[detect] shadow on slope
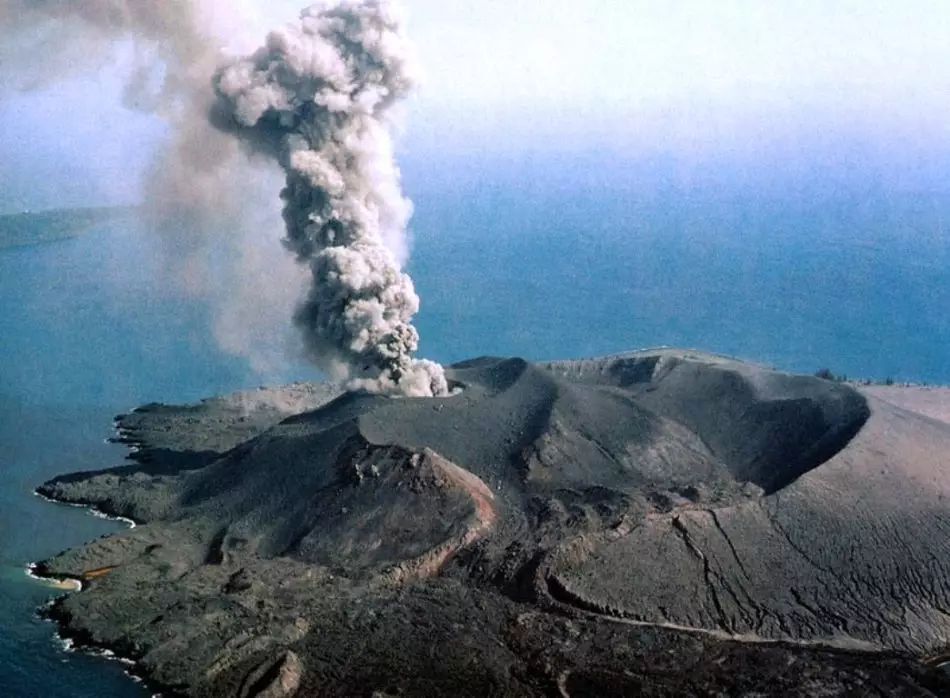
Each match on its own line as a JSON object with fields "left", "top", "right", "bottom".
{"left": 545, "top": 352, "right": 870, "bottom": 494}
{"left": 165, "top": 355, "right": 868, "bottom": 577}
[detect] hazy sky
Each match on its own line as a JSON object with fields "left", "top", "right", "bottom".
{"left": 406, "top": 1, "right": 949, "bottom": 120}
{"left": 2, "top": 0, "right": 950, "bottom": 210}
{"left": 400, "top": 0, "right": 950, "bottom": 168}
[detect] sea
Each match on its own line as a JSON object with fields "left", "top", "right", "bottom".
{"left": 1, "top": 171, "right": 949, "bottom": 695}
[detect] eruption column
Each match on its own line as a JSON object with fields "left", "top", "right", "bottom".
{"left": 213, "top": 0, "right": 447, "bottom": 397}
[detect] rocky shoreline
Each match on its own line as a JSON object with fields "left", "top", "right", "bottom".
{"left": 32, "top": 351, "right": 950, "bottom": 696}
{"left": 36, "top": 595, "right": 155, "bottom": 694}
{"left": 26, "top": 498, "right": 158, "bottom": 694}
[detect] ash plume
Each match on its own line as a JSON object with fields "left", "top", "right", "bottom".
{"left": 212, "top": 1, "right": 448, "bottom": 397}
{"left": 0, "top": 0, "right": 447, "bottom": 396}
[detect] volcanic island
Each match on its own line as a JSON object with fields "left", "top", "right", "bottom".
{"left": 32, "top": 349, "right": 950, "bottom": 696}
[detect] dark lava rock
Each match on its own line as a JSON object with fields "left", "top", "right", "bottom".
{"left": 34, "top": 350, "right": 950, "bottom": 696}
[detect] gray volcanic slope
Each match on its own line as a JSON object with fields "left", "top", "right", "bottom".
{"left": 35, "top": 350, "right": 950, "bottom": 696}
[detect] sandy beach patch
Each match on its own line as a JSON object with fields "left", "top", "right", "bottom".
{"left": 25, "top": 564, "right": 82, "bottom": 591}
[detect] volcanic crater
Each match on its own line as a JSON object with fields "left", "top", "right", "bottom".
{"left": 34, "top": 349, "right": 950, "bottom": 696}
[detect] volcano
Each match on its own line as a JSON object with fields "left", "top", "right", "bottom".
{"left": 34, "top": 349, "right": 950, "bottom": 696}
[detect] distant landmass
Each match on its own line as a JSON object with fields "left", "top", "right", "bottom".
{"left": 33, "top": 350, "right": 950, "bottom": 696}
{"left": 0, "top": 206, "right": 138, "bottom": 250}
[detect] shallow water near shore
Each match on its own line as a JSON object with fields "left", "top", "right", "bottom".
{"left": 1, "top": 189, "right": 949, "bottom": 695}
{"left": 0, "top": 401, "right": 150, "bottom": 697}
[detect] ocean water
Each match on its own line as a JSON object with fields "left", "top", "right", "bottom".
{"left": 407, "top": 168, "right": 950, "bottom": 384}
{"left": 0, "top": 218, "right": 309, "bottom": 696}
{"left": 0, "top": 402, "right": 149, "bottom": 697}
{"left": 1, "top": 180, "right": 949, "bottom": 696}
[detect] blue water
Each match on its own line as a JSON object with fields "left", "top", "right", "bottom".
{"left": 1, "top": 177, "right": 949, "bottom": 696}
{"left": 407, "top": 173, "right": 950, "bottom": 384}
{"left": 0, "top": 402, "right": 148, "bottom": 697}
{"left": 0, "top": 219, "right": 308, "bottom": 696}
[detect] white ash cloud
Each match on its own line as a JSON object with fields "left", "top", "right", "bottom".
{"left": 0, "top": 0, "right": 446, "bottom": 396}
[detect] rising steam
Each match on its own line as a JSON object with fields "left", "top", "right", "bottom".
{"left": 0, "top": 0, "right": 447, "bottom": 397}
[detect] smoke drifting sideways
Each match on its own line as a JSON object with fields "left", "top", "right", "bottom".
{"left": 0, "top": 0, "right": 448, "bottom": 397}
{"left": 0, "top": 0, "right": 306, "bottom": 377}
{"left": 212, "top": 2, "right": 448, "bottom": 397}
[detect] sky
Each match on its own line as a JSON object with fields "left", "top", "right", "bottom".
{"left": 406, "top": 1, "right": 950, "bottom": 130}
{"left": 2, "top": 0, "right": 950, "bottom": 211}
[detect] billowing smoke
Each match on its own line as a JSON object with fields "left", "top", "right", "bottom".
{"left": 211, "top": 1, "right": 448, "bottom": 397}
{"left": 0, "top": 0, "right": 447, "bottom": 397}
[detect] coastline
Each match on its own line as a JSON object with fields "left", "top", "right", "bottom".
{"left": 32, "top": 489, "right": 138, "bottom": 529}
{"left": 24, "top": 562, "right": 82, "bottom": 591}
{"left": 26, "top": 491, "right": 156, "bottom": 696}
{"left": 29, "top": 362, "right": 950, "bottom": 696}
{"left": 22, "top": 386, "right": 340, "bottom": 697}
{"left": 36, "top": 595, "right": 160, "bottom": 698}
